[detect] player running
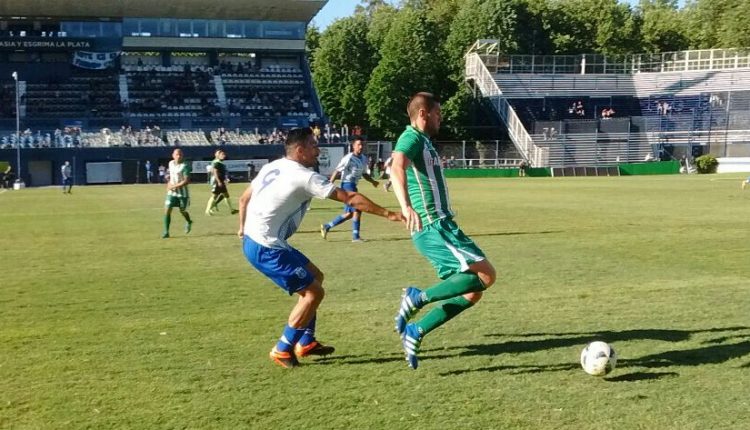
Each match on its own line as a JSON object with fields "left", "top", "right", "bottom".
{"left": 205, "top": 149, "right": 238, "bottom": 215}
{"left": 391, "top": 92, "right": 496, "bottom": 369}
{"left": 238, "top": 127, "right": 404, "bottom": 368}
{"left": 162, "top": 148, "right": 193, "bottom": 238}
{"left": 320, "top": 137, "right": 380, "bottom": 242}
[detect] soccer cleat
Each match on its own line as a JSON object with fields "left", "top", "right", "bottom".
{"left": 269, "top": 347, "right": 299, "bottom": 369}
{"left": 205, "top": 209, "right": 214, "bottom": 216}
{"left": 320, "top": 224, "right": 329, "bottom": 240}
{"left": 231, "top": 209, "right": 239, "bottom": 215}
{"left": 351, "top": 238, "right": 367, "bottom": 243}
{"left": 185, "top": 220, "right": 192, "bottom": 234}
{"left": 161, "top": 232, "right": 170, "bottom": 239}
{"left": 294, "top": 340, "right": 335, "bottom": 358}
{"left": 402, "top": 323, "right": 422, "bottom": 370}
{"left": 395, "top": 286, "right": 423, "bottom": 335}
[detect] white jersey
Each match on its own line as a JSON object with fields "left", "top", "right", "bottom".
{"left": 384, "top": 156, "right": 393, "bottom": 175}
{"left": 167, "top": 160, "right": 190, "bottom": 198}
{"left": 244, "top": 158, "right": 336, "bottom": 249}
{"left": 335, "top": 152, "right": 368, "bottom": 184}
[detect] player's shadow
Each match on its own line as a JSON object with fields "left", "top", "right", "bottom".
{"left": 310, "top": 230, "right": 566, "bottom": 243}
{"left": 437, "top": 326, "right": 750, "bottom": 377}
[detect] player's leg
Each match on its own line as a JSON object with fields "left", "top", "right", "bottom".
{"left": 162, "top": 202, "right": 174, "bottom": 238}
{"left": 67, "top": 178, "right": 73, "bottom": 194}
{"left": 351, "top": 210, "right": 363, "bottom": 241}
{"left": 179, "top": 197, "right": 192, "bottom": 234}
{"left": 222, "top": 191, "right": 237, "bottom": 213}
{"left": 396, "top": 220, "right": 493, "bottom": 369}
{"left": 294, "top": 261, "right": 335, "bottom": 357}
{"left": 321, "top": 211, "right": 353, "bottom": 238}
{"left": 205, "top": 193, "right": 217, "bottom": 215}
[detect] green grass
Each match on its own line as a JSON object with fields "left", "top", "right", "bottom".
{"left": 2, "top": 174, "right": 750, "bottom": 429}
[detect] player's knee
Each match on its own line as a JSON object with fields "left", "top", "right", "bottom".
{"left": 471, "top": 261, "right": 496, "bottom": 288}
{"left": 464, "top": 291, "right": 483, "bottom": 304}
{"left": 303, "top": 282, "right": 325, "bottom": 304}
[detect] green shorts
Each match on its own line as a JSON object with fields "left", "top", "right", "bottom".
{"left": 412, "top": 217, "right": 486, "bottom": 279}
{"left": 165, "top": 195, "right": 190, "bottom": 211}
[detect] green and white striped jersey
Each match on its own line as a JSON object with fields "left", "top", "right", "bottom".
{"left": 394, "top": 125, "right": 453, "bottom": 226}
{"left": 167, "top": 160, "right": 191, "bottom": 198}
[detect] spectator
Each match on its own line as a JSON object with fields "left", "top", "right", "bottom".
{"left": 158, "top": 164, "right": 166, "bottom": 183}
{"left": 2, "top": 165, "right": 13, "bottom": 189}
{"left": 145, "top": 160, "right": 153, "bottom": 183}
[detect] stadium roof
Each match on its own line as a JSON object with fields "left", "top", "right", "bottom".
{"left": 0, "top": 0, "right": 327, "bottom": 22}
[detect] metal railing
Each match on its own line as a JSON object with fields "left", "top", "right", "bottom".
{"left": 465, "top": 52, "right": 546, "bottom": 166}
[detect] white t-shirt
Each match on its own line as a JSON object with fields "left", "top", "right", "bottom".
{"left": 335, "top": 153, "right": 368, "bottom": 184}
{"left": 244, "top": 158, "right": 336, "bottom": 249}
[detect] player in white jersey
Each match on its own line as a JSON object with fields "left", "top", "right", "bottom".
{"left": 382, "top": 155, "right": 394, "bottom": 192}
{"left": 320, "top": 137, "right": 380, "bottom": 242}
{"left": 162, "top": 148, "right": 193, "bottom": 238}
{"left": 238, "top": 128, "right": 404, "bottom": 368}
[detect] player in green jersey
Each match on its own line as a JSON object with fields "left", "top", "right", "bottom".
{"left": 392, "top": 92, "right": 496, "bottom": 369}
{"left": 162, "top": 148, "right": 193, "bottom": 238}
{"left": 205, "top": 149, "right": 238, "bottom": 215}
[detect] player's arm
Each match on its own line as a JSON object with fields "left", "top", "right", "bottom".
{"left": 328, "top": 188, "right": 403, "bottom": 223}
{"left": 212, "top": 163, "right": 222, "bottom": 186}
{"left": 329, "top": 170, "right": 340, "bottom": 183}
{"left": 237, "top": 183, "right": 253, "bottom": 238}
{"left": 391, "top": 151, "right": 421, "bottom": 232}
{"left": 362, "top": 172, "right": 380, "bottom": 188}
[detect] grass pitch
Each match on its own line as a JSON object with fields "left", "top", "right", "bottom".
{"left": 2, "top": 174, "right": 750, "bottom": 429}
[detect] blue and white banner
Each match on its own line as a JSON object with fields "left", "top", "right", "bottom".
{"left": 72, "top": 51, "right": 120, "bottom": 70}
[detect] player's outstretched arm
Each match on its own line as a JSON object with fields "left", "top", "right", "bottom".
{"left": 363, "top": 172, "right": 380, "bottom": 189}
{"left": 328, "top": 189, "right": 403, "bottom": 223}
{"left": 390, "top": 152, "right": 421, "bottom": 232}
{"left": 237, "top": 183, "right": 253, "bottom": 238}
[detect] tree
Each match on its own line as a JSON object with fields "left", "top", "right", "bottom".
{"left": 365, "top": 7, "right": 451, "bottom": 138}
{"left": 635, "top": 0, "right": 689, "bottom": 53}
{"left": 312, "top": 15, "right": 378, "bottom": 127}
{"left": 305, "top": 24, "right": 321, "bottom": 71}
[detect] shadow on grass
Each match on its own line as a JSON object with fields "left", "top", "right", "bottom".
{"left": 298, "top": 230, "right": 566, "bottom": 243}
{"left": 438, "top": 326, "right": 750, "bottom": 377}
{"left": 604, "top": 372, "right": 679, "bottom": 382}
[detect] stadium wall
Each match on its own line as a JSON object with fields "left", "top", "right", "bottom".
{"left": 618, "top": 161, "right": 680, "bottom": 175}
{"left": 0, "top": 144, "right": 346, "bottom": 187}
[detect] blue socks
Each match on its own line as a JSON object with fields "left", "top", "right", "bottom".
{"left": 352, "top": 220, "right": 361, "bottom": 240}
{"left": 325, "top": 215, "right": 348, "bottom": 230}
{"left": 298, "top": 316, "right": 316, "bottom": 347}
{"left": 276, "top": 324, "right": 304, "bottom": 353}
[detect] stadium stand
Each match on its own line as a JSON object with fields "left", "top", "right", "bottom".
{"left": 466, "top": 40, "right": 750, "bottom": 169}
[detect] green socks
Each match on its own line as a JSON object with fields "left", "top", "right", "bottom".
{"left": 163, "top": 214, "right": 171, "bottom": 233}
{"left": 416, "top": 296, "right": 474, "bottom": 335}
{"left": 423, "top": 272, "right": 485, "bottom": 304}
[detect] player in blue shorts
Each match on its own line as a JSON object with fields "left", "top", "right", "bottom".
{"left": 238, "top": 128, "right": 404, "bottom": 368}
{"left": 320, "top": 137, "right": 380, "bottom": 242}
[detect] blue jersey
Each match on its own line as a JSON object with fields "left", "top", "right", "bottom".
{"left": 334, "top": 153, "right": 369, "bottom": 184}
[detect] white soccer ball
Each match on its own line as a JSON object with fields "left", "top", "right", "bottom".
{"left": 580, "top": 341, "right": 617, "bottom": 376}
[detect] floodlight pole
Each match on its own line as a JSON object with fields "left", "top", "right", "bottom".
{"left": 13, "top": 71, "right": 20, "bottom": 182}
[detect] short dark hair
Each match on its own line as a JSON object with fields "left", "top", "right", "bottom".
{"left": 285, "top": 127, "right": 314, "bottom": 154}
{"left": 407, "top": 92, "right": 440, "bottom": 121}
{"left": 352, "top": 136, "right": 365, "bottom": 144}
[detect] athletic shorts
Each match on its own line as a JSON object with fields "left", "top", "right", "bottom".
{"left": 211, "top": 183, "right": 228, "bottom": 195}
{"left": 165, "top": 195, "right": 190, "bottom": 211}
{"left": 341, "top": 182, "right": 358, "bottom": 212}
{"left": 412, "top": 217, "right": 486, "bottom": 280}
{"left": 242, "top": 235, "right": 314, "bottom": 295}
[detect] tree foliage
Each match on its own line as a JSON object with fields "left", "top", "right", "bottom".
{"left": 364, "top": 7, "right": 450, "bottom": 138}
{"left": 308, "top": 0, "right": 750, "bottom": 139}
{"left": 311, "top": 14, "right": 377, "bottom": 127}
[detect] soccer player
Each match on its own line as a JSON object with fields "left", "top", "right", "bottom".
{"left": 205, "top": 149, "right": 238, "bottom": 215}
{"left": 320, "top": 137, "right": 380, "bottom": 242}
{"left": 391, "top": 92, "right": 496, "bottom": 369}
{"left": 238, "top": 127, "right": 403, "bottom": 368}
{"left": 61, "top": 161, "right": 73, "bottom": 194}
{"left": 162, "top": 148, "right": 193, "bottom": 238}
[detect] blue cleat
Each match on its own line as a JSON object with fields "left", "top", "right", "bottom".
{"left": 395, "top": 286, "right": 423, "bottom": 335}
{"left": 402, "top": 323, "right": 422, "bottom": 370}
